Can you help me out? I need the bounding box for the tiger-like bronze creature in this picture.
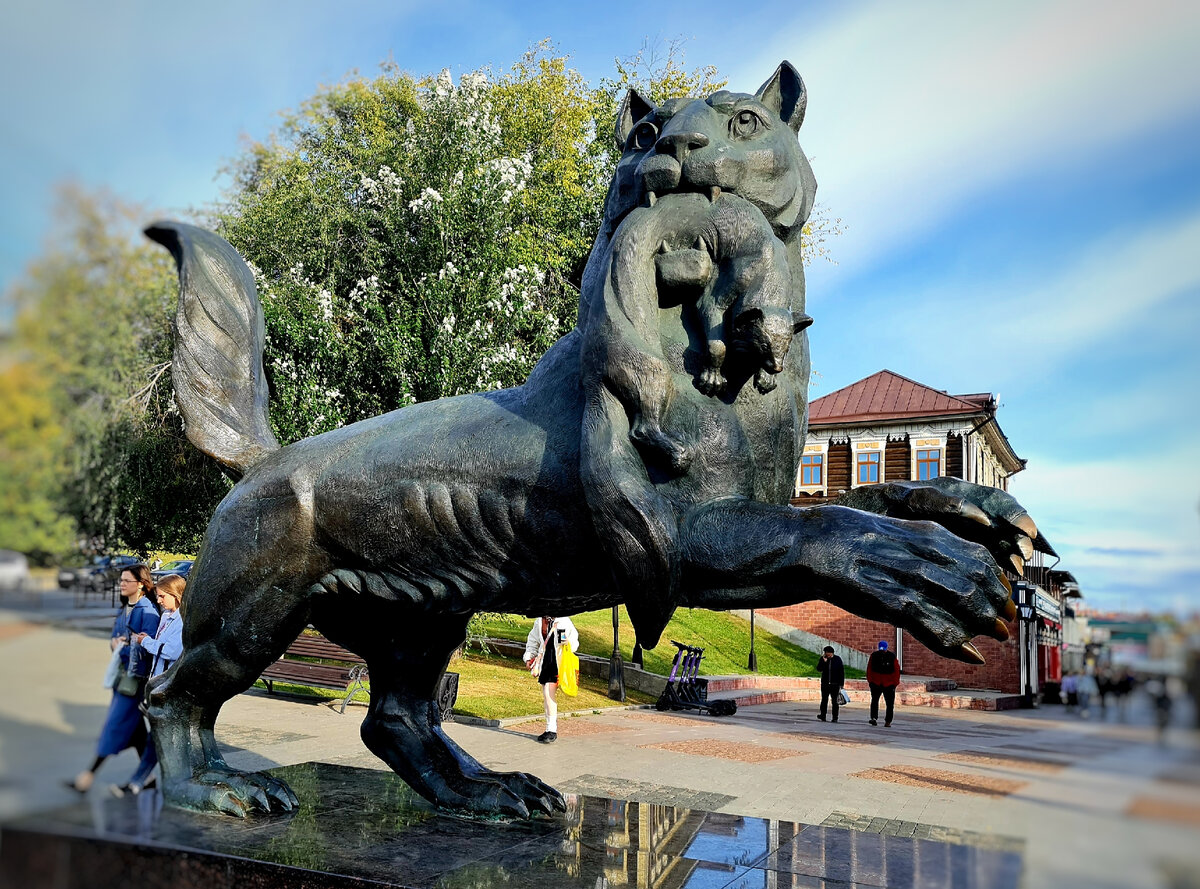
[144,62,1032,820]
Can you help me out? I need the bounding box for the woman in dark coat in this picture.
[68,564,160,792]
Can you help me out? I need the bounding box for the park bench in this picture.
[259,632,370,714]
[259,630,458,718]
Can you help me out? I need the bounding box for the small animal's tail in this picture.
[145,221,280,477]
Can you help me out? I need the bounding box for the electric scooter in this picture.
[655,640,737,716]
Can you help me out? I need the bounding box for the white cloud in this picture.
[736,0,1200,273]
[872,205,1200,385]
[1010,449,1200,610]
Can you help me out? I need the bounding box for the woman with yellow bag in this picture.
[523,616,580,743]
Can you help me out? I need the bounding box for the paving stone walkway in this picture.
[1,597,1198,889]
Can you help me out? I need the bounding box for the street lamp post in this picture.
[608,605,625,702]
[748,609,758,672]
[1018,591,1037,708]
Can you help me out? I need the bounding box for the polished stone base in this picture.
[0,762,1022,888]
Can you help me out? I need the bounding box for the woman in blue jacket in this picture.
[112,573,185,795]
[68,564,160,792]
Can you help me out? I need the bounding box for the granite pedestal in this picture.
[0,762,1022,888]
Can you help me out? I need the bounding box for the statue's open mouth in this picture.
[645,183,723,208]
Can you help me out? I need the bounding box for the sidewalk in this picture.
[1,597,1197,889]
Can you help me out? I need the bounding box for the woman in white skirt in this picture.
[523,616,579,743]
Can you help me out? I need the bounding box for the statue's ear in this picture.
[735,307,764,330]
[616,89,656,148]
[792,311,814,333]
[755,61,807,133]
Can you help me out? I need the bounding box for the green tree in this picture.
[0,360,76,562]
[215,43,728,444]
[1,44,840,560]
[2,186,229,557]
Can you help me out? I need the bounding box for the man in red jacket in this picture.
[866,640,902,727]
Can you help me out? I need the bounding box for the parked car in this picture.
[151,559,194,583]
[0,550,31,590]
[57,554,139,592]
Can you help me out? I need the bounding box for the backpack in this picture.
[873,650,896,673]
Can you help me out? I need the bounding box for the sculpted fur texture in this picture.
[145,62,1036,819]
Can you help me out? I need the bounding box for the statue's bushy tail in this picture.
[145,222,279,478]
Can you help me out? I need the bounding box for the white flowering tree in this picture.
[218,47,648,444]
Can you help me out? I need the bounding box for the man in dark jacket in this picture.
[866,640,902,726]
[817,646,845,723]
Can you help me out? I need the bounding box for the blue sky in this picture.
[2,0,1197,613]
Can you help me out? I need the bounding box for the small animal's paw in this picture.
[629,420,694,473]
[695,367,726,396]
[166,768,298,817]
[753,369,778,393]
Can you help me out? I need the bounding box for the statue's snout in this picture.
[654,131,709,163]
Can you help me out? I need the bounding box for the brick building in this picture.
[763,370,1068,695]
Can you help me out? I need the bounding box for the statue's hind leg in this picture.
[145,576,311,817]
[329,611,563,818]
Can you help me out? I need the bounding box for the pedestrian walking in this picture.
[523,616,579,744]
[1115,668,1134,721]
[111,573,186,796]
[817,646,844,723]
[1077,670,1099,718]
[866,640,901,727]
[1062,672,1078,712]
[67,564,160,792]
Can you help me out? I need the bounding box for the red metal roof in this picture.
[809,370,990,425]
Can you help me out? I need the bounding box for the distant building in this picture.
[762,370,1073,697]
[792,369,1024,503]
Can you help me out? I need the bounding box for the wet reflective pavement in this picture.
[0,762,1022,888]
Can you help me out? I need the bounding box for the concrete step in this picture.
[703,675,958,694]
[701,675,1022,712]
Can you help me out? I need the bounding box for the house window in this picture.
[856,451,880,484]
[801,454,823,486]
[916,448,941,480]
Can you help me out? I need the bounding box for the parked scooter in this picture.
[656,640,737,716]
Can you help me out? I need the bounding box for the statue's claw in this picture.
[817,507,1016,661]
[167,768,297,817]
[485,771,566,817]
[834,476,1039,582]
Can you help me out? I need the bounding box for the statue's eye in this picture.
[628,121,659,152]
[730,109,765,138]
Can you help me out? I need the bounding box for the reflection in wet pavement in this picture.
[0,761,1023,888]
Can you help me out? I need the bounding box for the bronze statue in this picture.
[145,62,1034,819]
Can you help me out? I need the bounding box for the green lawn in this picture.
[250,607,856,720]
[474,606,854,679]
[252,652,656,720]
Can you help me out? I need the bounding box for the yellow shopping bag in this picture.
[558,646,580,697]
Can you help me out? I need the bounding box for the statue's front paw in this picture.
[166,768,298,818]
[835,476,1037,578]
[695,367,726,396]
[837,511,1016,663]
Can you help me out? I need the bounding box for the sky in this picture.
[1,0,1198,614]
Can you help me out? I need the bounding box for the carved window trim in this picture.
[915,448,941,480]
[796,439,828,495]
[855,450,881,485]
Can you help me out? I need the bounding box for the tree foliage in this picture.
[1,43,840,561]
[1,187,228,559]
[216,42,727,443]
